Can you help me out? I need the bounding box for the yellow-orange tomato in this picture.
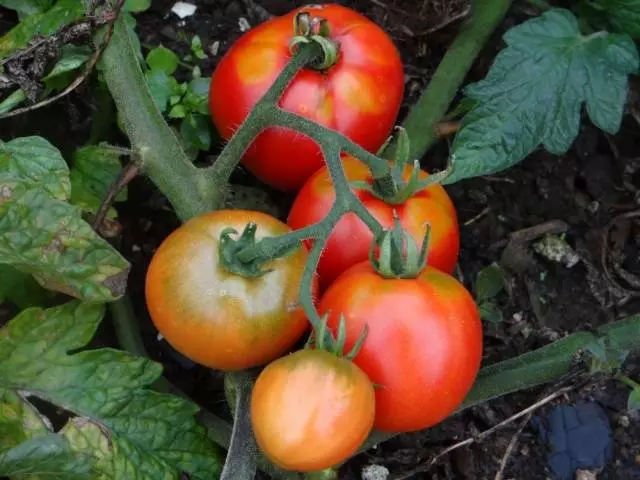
[145,210,315,371]
[209,4,404,191]
[288,155,460,292]
[251,349,375,471]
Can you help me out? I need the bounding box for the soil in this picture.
[2,0,640,479]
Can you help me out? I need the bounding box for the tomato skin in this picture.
[287,155,460,292]
[145,209,316,371]
[209,4,405,191]
[318,262,483,432]
[251,349,375,471]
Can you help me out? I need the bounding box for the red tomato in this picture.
[145,209,316,371]
[318,262,483,432]
[251,348,375,471]
[287,155,460,292]
[209,4,405,191]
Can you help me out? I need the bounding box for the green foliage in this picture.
[445,8,639,184]
[191,35,208,60]
[585,336,630,372]
[628,388,640,411]
[474,263,506,324]
[581,0,640,39]
[0,136,130,302]
[123,0,151,13]
[0,301,223,479]
[146,46,180,75]
[69,145,127,220]
[0,0,55,18]
[0,264,53,309]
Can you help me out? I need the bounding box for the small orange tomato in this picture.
[145,209,315,371]
[288,155,460,292]
[251,349,375,471]
[319,262,483,433]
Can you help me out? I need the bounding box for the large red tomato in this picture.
[318,262,483,432]
[287,155,460,292]
[209,4,405,191]
[251,348,375,471]
[145,209,315,371]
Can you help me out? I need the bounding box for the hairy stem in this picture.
[387,0,513,160]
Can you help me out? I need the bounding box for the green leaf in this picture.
[585,0,640,39]
[123,0,151,12]
[181,114,212,151]
[0,434,93,478]
[69,145,126,219]
[0,136,130,301]
[43,45,92,82]
[478,301,504,324]
[191,35,207,60]
[475,262,506,301]
[0,0,86,59]
[0,0,55,17]
[0,89,27,115]
[628,388,640,411]
[146,46,180,75]
[146,70,178,112]
[169,104,187,118]
[445,9,640,184]
[0,264,53,309]
[0,301,223,479]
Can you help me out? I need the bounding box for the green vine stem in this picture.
[360,314,640,452]
[386,0,513,160]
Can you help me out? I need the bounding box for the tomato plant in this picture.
[251,348,375,471]
[319,261,483,432]
[209,3,404,191]
[145,209,315,371]
[288,154,460,291]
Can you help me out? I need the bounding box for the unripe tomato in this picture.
[318,262,483,432]
[209,4,405,191]
[251,349,375,471]
[287,155,460,292]
[145,209,315,371]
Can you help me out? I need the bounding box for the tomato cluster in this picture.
[145,3,483,474]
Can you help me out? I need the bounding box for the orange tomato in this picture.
[288,155,460,292]
[209,4,405,191]
[145,209,315,371]
[251,349,375,471]
[319,262,483,432]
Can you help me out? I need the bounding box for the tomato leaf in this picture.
[147,45,180,75]
[0,0,86,59]
[69,144,127,219]
[0,89,27,115]
[628,388,640,411]
[0,264,53,309]
[474,262,506,301]
[123,0,151,13]
[445,8,640,184]
[0,301,223,479]
[0,0,55,18]
[43,44,92,83]
[583,0,640,39]
[478,300,504,324]
[0,136,130,301]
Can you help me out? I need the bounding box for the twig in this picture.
[0,0,126,120]
[393,382,580,479]
[463,206,490,226]
[92,162,141,231]
[417,6,472,36]
[601,209,640,296]
[494,411,533,480]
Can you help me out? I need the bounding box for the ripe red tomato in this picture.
[251,348,375,471]
[318,262,483,432]
[287,155,460,292]
[209,4,405,191]
[145,209,315,371]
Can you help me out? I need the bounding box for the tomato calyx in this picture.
[353,127,453,205]
[306,313,368,361]
[289,11,339,71]
[218,223,298,278]
[369,214,431,279]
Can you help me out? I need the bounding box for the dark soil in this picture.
[2,0,640,479]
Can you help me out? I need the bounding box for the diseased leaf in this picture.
[0,136,130,301]
[585,0,640,39]
[0,0,86,59]
[69,145,126,219]
[0,301,223,479]
[0,434,92,478]
[445,9,640,184]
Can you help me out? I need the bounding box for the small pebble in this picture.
[238,17,251,32]
[361,464,390,480]
[171,2,197,19]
